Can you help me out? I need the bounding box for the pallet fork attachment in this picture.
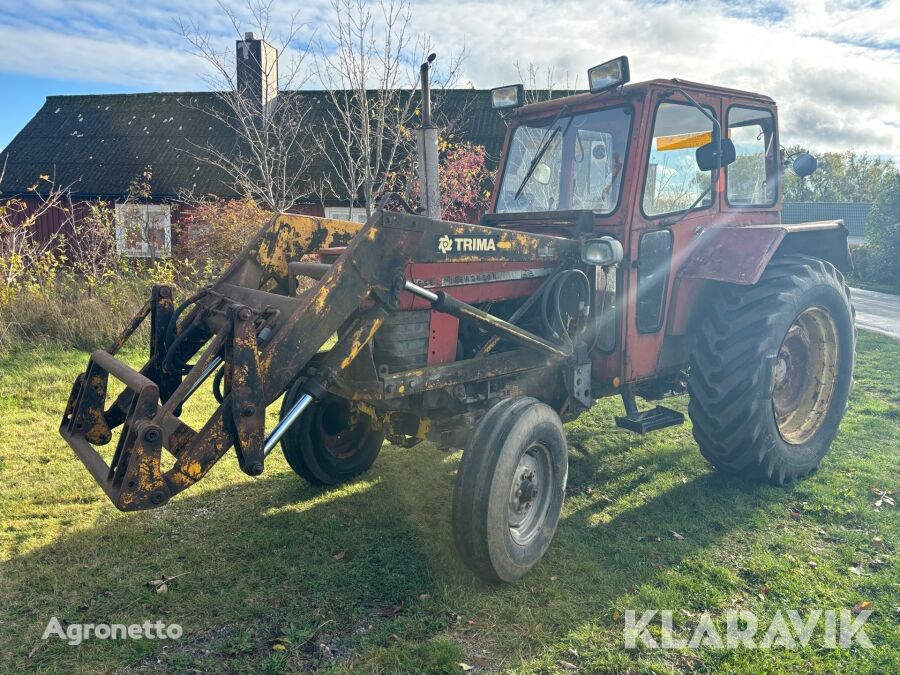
[60,211,579,510]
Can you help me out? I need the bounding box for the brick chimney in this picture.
[236,32,278,115]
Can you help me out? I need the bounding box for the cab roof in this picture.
[516,77,776,118]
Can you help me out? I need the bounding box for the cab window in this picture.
[496,106,632,214]
[643,102,714,217]
[726,106,777,206]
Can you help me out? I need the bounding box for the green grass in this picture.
[0,333,898,673]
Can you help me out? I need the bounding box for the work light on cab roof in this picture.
[491,56,631,110]
[588,56,630,93]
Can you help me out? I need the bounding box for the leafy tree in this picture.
[857,172,900,285]
[387,139,494,223]
[783,147,896,203]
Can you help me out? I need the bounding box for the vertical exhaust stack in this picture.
[417,53,441,220]
[236,32,278,117]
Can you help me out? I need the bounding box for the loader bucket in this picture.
[59,212,377,510]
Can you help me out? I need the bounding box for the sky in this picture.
[1,0,898,158]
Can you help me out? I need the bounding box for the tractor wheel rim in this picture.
[318,400,368,460]
[508,442,553,545]
[772,306,839,445]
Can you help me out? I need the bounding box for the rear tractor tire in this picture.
[279,381,384,486]
[452,397,569,583]
[688,254,855,484]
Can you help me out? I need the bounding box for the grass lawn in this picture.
[0,332,897,673]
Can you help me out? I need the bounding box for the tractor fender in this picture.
[677,220,851,286]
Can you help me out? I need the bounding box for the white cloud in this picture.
[0,0,897,155]
[411,0,900,156]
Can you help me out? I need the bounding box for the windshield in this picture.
[496,105,633,214]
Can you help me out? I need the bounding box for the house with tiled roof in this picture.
[0,36,507,256]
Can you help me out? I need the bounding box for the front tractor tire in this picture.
[452,397,569,583]
[688,254,855,484]
[279,382,384,486]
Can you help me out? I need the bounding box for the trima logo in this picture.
[435,235,500,255]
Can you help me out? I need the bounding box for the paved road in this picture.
[850,287,900,340]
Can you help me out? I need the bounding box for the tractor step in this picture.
[615,390,684,434]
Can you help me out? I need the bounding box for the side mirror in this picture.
[792,152,818,178]
[695,138,736,171]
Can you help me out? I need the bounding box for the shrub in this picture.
[849,173,900,290]
[177,196,271,275]
[0,175,66,304]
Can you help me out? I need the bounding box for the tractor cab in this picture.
[482,57,836,391]
[483,56,789,237]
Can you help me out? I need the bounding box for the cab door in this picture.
[623,88,724,383]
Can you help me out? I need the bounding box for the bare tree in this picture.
[313,0,465,218]
[178,1,315,211]
[514,61,580,105]
[116,166,170,264]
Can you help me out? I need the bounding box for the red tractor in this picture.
[61,57,855,582]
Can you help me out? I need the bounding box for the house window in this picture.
[115,203,172,258]
[324,207,369,224]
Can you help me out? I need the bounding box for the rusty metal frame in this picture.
[60,211,583,511]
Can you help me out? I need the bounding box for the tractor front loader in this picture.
[61,208,602,580]
[62,57,857,583]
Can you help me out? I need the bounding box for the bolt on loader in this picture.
[61,57,855,582]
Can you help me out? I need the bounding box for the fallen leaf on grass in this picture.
[27,643,41,659]
[872,488,895,509]
[558,660,578,670]
[670,531,685,541]
[272,643,286,652]
[872,536,884,548]
[331,550,348,561]
[146,572,187,594]
[853,600,873,613]
[458,663,473,672]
